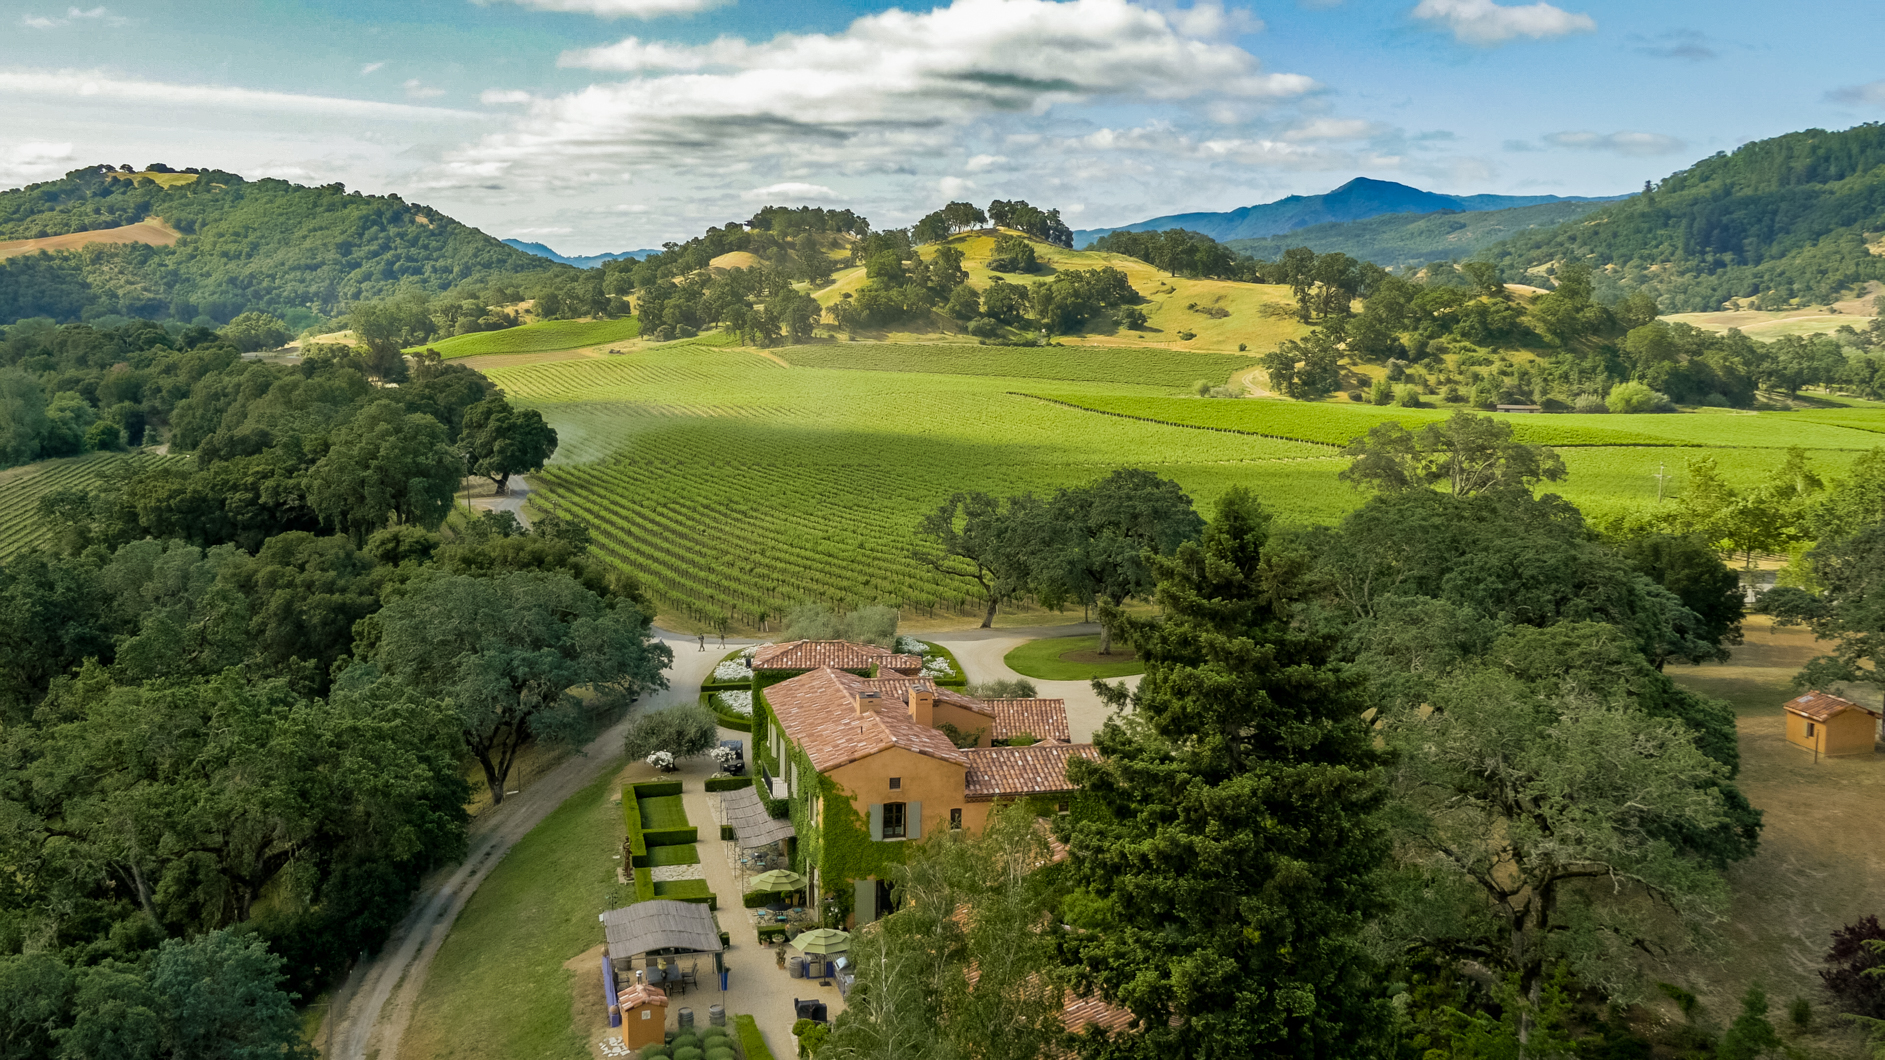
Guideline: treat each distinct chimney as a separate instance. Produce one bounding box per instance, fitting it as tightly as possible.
[907,687,935,728]
[854,691,881,716]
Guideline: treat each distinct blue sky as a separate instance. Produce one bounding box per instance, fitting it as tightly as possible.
[1,0,1881,252]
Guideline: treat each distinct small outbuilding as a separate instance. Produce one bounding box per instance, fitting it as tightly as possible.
[616,982,670,1049]
[1495,404,1543,414]
[1783,690,1882,758]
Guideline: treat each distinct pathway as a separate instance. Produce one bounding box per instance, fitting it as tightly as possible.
[467,473,535,528]
[321,630,757,1060]
[925,623,1139,742]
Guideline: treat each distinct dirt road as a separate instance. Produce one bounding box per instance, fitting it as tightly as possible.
[322,630,749,1060]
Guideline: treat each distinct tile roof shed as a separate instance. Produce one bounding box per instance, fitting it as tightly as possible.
[600,900,724,961]
[1784,690,1881,722]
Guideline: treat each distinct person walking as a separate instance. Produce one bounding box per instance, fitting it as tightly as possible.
[698,633,706,652]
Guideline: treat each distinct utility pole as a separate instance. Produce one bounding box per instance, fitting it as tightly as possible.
[1654,462,1668,503]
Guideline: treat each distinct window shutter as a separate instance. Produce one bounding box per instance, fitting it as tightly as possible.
[854,877,877,924]
[906,801,922,840]
[868,803,883,841]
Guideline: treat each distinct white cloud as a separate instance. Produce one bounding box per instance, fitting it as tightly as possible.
[1075,121,1352,170]
[1160,1,1264,38]
[481,89,534,105]
[1544,130,1685,156]
[456,0,1315,195]
[1410,0,1593,45]
[0,69,483,120]
[938,175,975,197]
[492,0,730,17]
[1283,117,1387,141]
[22,6,126,29]
[965,153,1006,171]
[361,62,386,75]
[0,140,74,184]
[403,78,446,99]
[1831,80,1885,107]
[741,181,839,201]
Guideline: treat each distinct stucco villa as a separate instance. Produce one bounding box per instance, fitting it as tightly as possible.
[739,643,1098,927]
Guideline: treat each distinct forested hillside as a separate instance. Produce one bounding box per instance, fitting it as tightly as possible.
[1224,199,1608,268]
[0,165,562,326]
[1487,123,1885,311]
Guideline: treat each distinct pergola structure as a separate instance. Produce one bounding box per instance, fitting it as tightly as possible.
[723,785,797,849]
[600,899,725,979]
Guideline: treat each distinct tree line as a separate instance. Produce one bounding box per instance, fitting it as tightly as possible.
[852,411,1829,1059]
[0,334,669,1054]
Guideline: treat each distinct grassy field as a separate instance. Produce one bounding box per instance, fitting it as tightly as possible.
[1661,617,1885,1053]
[489,342,1885,631]
[398,764,630,1060]
[1004,635,1146,680]
[0,451,186,559]
[412,317,643,358]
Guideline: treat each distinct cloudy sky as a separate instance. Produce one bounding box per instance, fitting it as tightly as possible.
[1,0,1880,253]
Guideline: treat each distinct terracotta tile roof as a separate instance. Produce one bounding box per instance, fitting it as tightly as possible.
[1785,690,1882,722]
[764,667,969,772]
[988,699,1071,743]
[1063,991,1137,1037]
[859,676,994,718]
[616,983,669,1009]
[752,640,919,674]
[962,743,1099,800]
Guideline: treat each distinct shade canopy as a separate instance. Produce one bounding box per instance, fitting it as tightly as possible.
[792,928,852,954]
[601,900,724,962]
[723,786,797,849]
[748,869,806,891]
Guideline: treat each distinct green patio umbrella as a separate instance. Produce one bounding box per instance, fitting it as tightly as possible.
[792,928,851,954]
[748,869,806,891]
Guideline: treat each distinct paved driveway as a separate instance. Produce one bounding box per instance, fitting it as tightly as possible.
[925,623,1140,742]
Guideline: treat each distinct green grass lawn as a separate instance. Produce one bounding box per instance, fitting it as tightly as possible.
[638,794,690,830]
[643,843,700,867]
[1004,635,1146,680]
[412,317,642,358]
[398,766,630,1060]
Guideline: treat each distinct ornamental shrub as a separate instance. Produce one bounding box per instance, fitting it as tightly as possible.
[1822,914,1885,1017]
[706,1048,735,1060]
[624,705,718,761]
[673,1032,700,1050]
[640,1046,671,1060]
[1607,380,1675,413]
[673,1048,703,1060]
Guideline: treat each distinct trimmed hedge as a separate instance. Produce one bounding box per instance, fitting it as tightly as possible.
[654,878,718,909]
[720,825,736,840]
[743,888,797,909]
[700,691,754,733]
[705,776,753,793]
[734,1015,776,1060]
[644,826,699,846]
[631,780,684,799]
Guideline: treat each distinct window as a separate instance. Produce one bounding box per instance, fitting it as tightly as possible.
[1805,721,1817,739]
[882,801,907,839]
[1056,800,1070,814]
[949,808,962,830]
[889,776,901,791]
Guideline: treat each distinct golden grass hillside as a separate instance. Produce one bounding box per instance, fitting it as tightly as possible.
[812,228,1310,354]
[0,217,181,259]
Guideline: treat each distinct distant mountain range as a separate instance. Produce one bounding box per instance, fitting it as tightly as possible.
[1223,199,1612,269]
[1074,178,1625,246]
[502,239,656,269]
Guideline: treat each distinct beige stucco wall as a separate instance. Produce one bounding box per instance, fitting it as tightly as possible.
[827,746,989,838]
[930,701,993,747]
[1786,709,1879,756]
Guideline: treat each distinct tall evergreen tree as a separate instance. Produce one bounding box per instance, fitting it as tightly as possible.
[1058,487,1390,1058]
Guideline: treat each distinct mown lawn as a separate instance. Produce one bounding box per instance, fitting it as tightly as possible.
[398,766,631,1060]
[1004,635,1146,680]
[639,794,690,830]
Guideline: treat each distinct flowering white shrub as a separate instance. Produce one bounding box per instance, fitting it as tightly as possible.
[717,690,754,717]
[645,750,675,771]
[711,745,741,770]
[923,656,955,678]
[895,636,927,655]
[713,658,753,682]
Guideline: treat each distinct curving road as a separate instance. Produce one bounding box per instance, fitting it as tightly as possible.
[322,629,751,1060]
[925,622,1140,742]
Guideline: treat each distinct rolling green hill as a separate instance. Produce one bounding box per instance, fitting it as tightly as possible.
[0,164,564,327]
[1224,200,1609,268]
[1485,123,1885,311]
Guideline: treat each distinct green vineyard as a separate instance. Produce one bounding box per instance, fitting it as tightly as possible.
[493,341,1885,630]
[0,451,187,559]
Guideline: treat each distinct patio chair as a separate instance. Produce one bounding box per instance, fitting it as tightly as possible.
[681,960,699,992]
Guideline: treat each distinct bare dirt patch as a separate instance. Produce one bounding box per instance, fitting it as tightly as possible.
[0,217,181,259]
